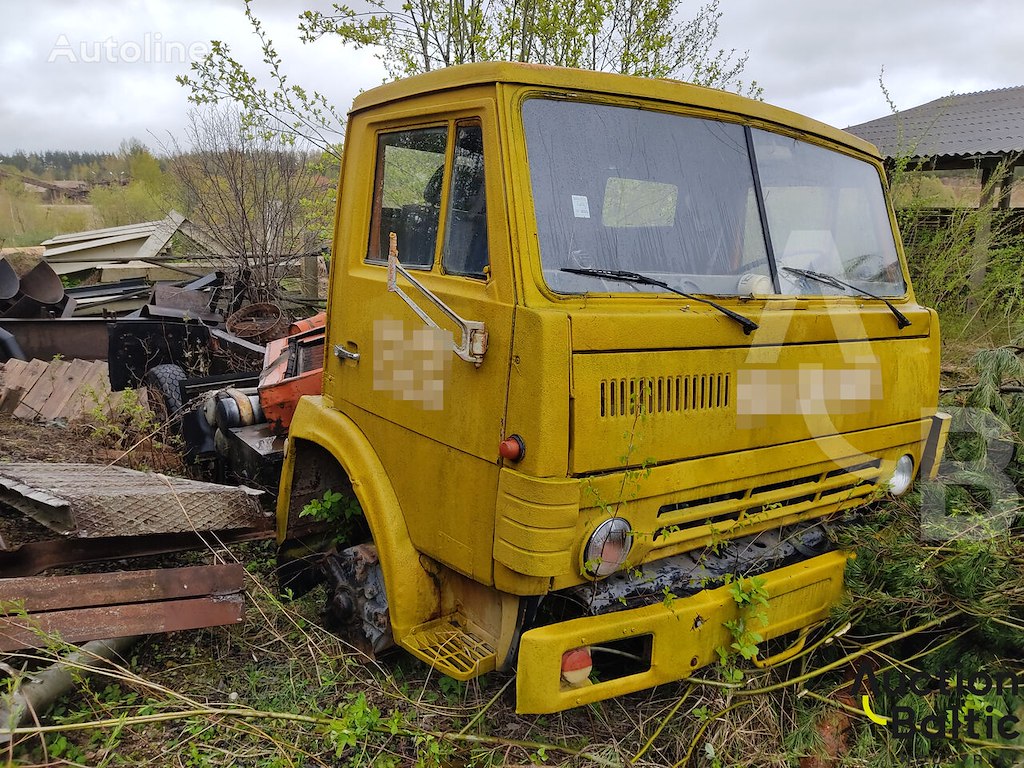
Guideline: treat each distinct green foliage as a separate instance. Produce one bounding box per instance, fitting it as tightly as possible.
[0,139,177,246]
[299,0,758,93]
[719,576,768,668]
[0,149,118,179]
[326,692,381,762]
[179,0,758,164]
[177,1,347,160]
[165,106,331,304]
[87,140,175,228]
[299,488,362,524]
[300,487,365,545]
[580,380,654,576]
[89,181,170,228]
[881,76,1024,328]
[438,674,467,702]
[87,387,162,452]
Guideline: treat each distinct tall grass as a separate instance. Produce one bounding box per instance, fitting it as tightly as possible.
[893,155,1024,341]
[0,181,96,248]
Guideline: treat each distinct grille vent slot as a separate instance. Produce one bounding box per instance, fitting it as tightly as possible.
[599,374,730,417]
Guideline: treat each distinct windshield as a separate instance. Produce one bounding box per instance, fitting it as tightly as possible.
[522,99,906,298]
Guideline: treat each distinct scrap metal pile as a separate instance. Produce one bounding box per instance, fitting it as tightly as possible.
[0,462,268,650]
[0,216,327,662]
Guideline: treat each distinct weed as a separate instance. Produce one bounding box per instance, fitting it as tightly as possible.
[87,387,160,449]
[299,488,364,546]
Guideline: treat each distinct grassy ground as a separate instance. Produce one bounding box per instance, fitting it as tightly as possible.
[4,269,1024,765]
[6,517,1022,768]
[4,351,1024,767]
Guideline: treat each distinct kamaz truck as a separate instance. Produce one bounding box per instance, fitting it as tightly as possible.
[276,63,948,713]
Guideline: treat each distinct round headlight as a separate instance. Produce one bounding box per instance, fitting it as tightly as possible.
[888,454,915,496]
[584,518,633,578]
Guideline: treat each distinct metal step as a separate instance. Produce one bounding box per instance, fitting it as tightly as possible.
[402,614,496,680]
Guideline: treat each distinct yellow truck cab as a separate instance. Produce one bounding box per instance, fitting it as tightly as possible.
[276,62,948,713]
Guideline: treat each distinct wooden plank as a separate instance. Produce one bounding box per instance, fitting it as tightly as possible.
[0,594,245,651]
[10,359,48,389]
[0,386,26,415]
[0,359,26,382]
[13,360,70,422]
[0,528,273,577]
[9,360,50,420]
[0,564,245,612]
[0,360,29,413]
[35,359,96,422]
[61,361,110,421]
[0,359,29,393]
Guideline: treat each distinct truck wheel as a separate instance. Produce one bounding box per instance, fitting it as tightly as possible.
[143,363,187,422]
[323,543,395,657]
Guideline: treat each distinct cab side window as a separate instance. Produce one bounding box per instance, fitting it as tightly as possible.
[442,124,489,278]
[368,126,447,267]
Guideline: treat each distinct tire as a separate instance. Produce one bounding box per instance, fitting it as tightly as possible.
[143,363,187,422]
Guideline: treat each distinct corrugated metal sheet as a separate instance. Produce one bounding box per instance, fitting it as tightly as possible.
[40,210,228,263]
[846,86,1024,160]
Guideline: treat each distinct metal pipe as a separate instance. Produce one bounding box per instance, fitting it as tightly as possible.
[0,328,26,362]
[0,259,17,303]
[17,261,64,305]
[0,636,139,743]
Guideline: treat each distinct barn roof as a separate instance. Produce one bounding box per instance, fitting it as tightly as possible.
[846,86,1024,161]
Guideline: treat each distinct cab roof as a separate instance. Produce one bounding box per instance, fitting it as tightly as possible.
[350,62,879,158]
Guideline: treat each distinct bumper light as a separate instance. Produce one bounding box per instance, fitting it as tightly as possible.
[584,517,633,578]
[888,454,915,496]
[561,647,592,687]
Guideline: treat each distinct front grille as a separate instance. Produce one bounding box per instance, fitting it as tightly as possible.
[654,457,882,540]
[600,373,729,417]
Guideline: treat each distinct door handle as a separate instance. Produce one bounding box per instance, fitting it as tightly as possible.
[334,344,360,362]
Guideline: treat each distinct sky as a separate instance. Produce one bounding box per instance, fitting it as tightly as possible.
[1,0,1023,155]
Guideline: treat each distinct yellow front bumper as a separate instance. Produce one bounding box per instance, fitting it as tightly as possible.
[515,550,848,713]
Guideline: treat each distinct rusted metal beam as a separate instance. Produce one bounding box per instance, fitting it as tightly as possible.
[0,563,244,611]
[0,527,272,577]
[0,318,110,361]
[0,563,246,652]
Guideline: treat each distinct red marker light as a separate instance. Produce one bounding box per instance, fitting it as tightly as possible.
[561,647,592,686]
[499,434,526,461]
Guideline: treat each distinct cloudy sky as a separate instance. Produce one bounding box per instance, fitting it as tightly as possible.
[1,0,1022,154]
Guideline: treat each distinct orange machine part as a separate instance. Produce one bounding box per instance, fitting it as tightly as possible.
[258,313,327,435]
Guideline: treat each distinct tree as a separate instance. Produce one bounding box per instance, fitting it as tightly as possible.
[299,0,756,89]
[178,2,348,160]
[178,0,758,158]
[89,140,174,228]
[166,107,332,305]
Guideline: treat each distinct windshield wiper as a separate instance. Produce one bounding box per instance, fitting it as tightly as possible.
[781,267,911,329]
[561,267,758,335]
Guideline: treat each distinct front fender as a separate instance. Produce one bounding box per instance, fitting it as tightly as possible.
[277,396,439,640]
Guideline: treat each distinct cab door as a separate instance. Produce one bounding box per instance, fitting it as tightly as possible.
[324,104,515,583]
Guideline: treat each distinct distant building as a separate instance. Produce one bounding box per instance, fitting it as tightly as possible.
[846,86,1024,209]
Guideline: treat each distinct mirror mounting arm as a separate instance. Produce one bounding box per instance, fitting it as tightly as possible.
[385,233,488,367]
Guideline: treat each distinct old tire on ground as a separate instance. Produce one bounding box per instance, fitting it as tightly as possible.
[144,363,187,423]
